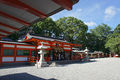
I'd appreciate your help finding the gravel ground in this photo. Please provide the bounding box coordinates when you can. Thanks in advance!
[0,58,120,80]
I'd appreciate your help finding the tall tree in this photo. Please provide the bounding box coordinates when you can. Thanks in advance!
[105,24,120,54]
[32,18,60,38]
[56,17,88,43]
[90,24,111,40]
[90,23,111,52]
[85,33,100,51]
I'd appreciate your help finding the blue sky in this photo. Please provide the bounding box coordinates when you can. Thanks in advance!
[50,0,120,30]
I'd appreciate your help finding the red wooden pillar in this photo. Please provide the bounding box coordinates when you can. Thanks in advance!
[0,43,1,65]
[49,41,53,61]
[0,43,3,65]
[29,49,32,62]
[0,37,1,40]
[35,46,38,60]
[70,45,72,60]
[14,44,17,62]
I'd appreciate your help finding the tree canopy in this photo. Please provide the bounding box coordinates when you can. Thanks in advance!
[105,24,120,54]
[90,24,111,40]
[85,24,112,52]
[32,18,60,38]
[56,17,88,43]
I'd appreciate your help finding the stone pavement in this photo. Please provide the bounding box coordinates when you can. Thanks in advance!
[0,58,120,80]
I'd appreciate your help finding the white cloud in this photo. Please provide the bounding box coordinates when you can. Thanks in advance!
[104,6,116,20]
[84,21,97,27]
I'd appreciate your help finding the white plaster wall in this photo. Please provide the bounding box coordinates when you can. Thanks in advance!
[17,46,35,49]
[2,57,14,62]
[37,46,50,49]
[64,45,70,47]
[64,47,71,50]
[41,42,49,44]
[3,44,15,48]
[16,57,28,61]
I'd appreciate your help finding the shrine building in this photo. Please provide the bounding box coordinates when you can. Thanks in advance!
[0,34,82,65]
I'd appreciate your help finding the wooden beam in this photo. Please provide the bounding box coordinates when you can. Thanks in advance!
[0,29,11,34]
[0,0,47,18]
[0,11,30,26]
[0,22,19,31]
[52,0,73,10]
[0,34,6,37]
[72,44,82,47]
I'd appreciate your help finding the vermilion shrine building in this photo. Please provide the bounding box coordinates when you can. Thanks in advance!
[0,34,82,65]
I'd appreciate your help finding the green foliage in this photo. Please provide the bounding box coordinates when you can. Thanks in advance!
[114,24,120,33]
[8,18,60,41]
[84,33,99,51]
[8,32,20,41]
[32,18,60,37]
[56,17,88,43]
[90,23,111,40]
[8,27,29,41]
[105,34,120,53]
[89,23,111,52]
[105,24,120,54]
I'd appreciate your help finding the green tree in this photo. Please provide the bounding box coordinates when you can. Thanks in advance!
[90,23,111,52]
[8,27,29,41]
[114,24,120,33]
[105,24,120,54]
[8,32,20,41]
[8,18,59,41]
[32,18,60,38]
[85,33,99,51]
[56,17,88,43]
[90,24,111,40]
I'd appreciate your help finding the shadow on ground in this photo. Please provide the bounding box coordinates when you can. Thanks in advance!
[0,73,57,80]
[0,62,32,69]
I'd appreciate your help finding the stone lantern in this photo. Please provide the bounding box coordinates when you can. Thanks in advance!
[84,47,89,54]
[37,42,48,68]
[84,47,89,61]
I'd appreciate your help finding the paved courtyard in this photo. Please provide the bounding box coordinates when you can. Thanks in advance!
[0,58,120,80]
